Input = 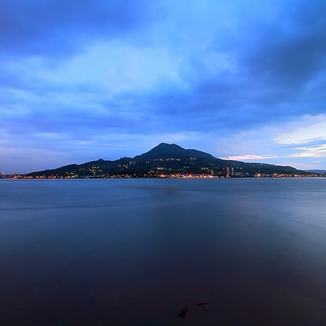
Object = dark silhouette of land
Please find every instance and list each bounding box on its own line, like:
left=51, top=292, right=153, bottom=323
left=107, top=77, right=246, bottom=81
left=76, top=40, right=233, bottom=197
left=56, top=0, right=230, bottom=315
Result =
left=26, top=143, right=309, bottom=178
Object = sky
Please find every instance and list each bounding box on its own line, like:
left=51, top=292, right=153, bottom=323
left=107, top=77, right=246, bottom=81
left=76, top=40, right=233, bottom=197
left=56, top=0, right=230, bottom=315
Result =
left=1, top=0, right=326, bottom=173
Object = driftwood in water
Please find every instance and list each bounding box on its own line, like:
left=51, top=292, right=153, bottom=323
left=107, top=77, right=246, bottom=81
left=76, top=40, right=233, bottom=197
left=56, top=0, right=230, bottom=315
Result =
left=178, top=306, right=188, bottom=317
left=177, top=301, right=207, bottom=317
left=197, top=301, right=207, bottom=306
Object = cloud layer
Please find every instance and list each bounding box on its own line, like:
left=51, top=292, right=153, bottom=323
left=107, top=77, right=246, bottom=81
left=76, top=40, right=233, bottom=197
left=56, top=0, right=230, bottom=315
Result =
left=1, top=0, right=326, bottom=172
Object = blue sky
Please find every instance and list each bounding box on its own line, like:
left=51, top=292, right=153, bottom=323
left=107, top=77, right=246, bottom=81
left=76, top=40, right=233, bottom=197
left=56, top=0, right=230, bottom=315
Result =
left=1, top=0, right=326, bottom=173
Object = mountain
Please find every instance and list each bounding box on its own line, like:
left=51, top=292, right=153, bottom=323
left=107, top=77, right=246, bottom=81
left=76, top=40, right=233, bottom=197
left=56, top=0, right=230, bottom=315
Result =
left=308, top=170, right=326, bottom=174
left=134, top=143, right=216, bottom=160
left=27, top=143, right=306, bottom=178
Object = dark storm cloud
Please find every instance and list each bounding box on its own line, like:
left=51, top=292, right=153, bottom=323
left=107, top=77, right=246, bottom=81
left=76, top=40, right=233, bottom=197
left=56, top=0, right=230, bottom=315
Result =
left=2, top=0, right=325, bottom=132
left=148, top=0, right=326, bottom=131
left=243, top=1, right=326, bottom=85
left=0, top=0, right=161, bottom=58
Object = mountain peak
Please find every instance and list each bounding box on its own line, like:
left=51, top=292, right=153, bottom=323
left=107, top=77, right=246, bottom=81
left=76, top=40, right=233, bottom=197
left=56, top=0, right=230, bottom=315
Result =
left=152, top=142, right=185, bottom=151
left=134, top=143, right=215, bottom=160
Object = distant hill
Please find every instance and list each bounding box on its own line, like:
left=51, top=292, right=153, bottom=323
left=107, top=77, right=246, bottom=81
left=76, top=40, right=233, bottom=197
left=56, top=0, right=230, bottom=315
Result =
left=27, top=143, right=306, bottom=178
left=308, top=170, right=326, bottom=174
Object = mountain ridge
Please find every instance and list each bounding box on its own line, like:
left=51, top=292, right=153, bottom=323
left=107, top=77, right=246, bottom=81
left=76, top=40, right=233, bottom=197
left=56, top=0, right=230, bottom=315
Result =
left=27, top=143, right=306, bottom=178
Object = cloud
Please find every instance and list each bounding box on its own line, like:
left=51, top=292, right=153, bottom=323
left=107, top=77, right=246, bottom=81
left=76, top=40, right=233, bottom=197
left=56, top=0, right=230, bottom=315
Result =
left=2, top=0, right=326, bottom=133
left=1, top=0, right=326, bottom=173
left=241, top=1, right=326, bottom=84
left=139, top=0, right=326, bottom=134
left=291, top=145, right=326, bottom=158
left=274, top=115, right=326, bottom=144
left=272, top=114, right=326, bottom=160
left=0, top=0, right=162, bottom=59
left=223, top=154, right=278, bottom=161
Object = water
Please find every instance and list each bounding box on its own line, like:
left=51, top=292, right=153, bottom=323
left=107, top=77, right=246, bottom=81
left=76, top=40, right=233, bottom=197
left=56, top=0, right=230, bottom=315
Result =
left=0, top=178, right=326, bottom=325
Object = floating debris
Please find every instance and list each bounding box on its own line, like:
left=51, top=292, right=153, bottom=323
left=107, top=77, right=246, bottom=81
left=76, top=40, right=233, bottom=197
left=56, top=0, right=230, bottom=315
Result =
left=178, top=306, right=188, bottom=317
left=197, top=302, right=207, bottom=306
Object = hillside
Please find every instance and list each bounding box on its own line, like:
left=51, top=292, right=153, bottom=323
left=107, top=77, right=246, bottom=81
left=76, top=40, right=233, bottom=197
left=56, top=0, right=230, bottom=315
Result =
left=27, top=143, right=305, bottom=178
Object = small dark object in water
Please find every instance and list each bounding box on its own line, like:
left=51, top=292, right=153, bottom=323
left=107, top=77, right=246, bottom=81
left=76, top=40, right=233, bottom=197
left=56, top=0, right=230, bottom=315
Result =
left=178, top=306, right=188, bottom=317
left=197, top=302, right=207, bottom=306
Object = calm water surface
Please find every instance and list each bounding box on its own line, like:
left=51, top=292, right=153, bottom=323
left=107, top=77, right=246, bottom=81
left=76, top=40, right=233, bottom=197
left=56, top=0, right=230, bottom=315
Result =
left=0, top=178, right=326, bottom=325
